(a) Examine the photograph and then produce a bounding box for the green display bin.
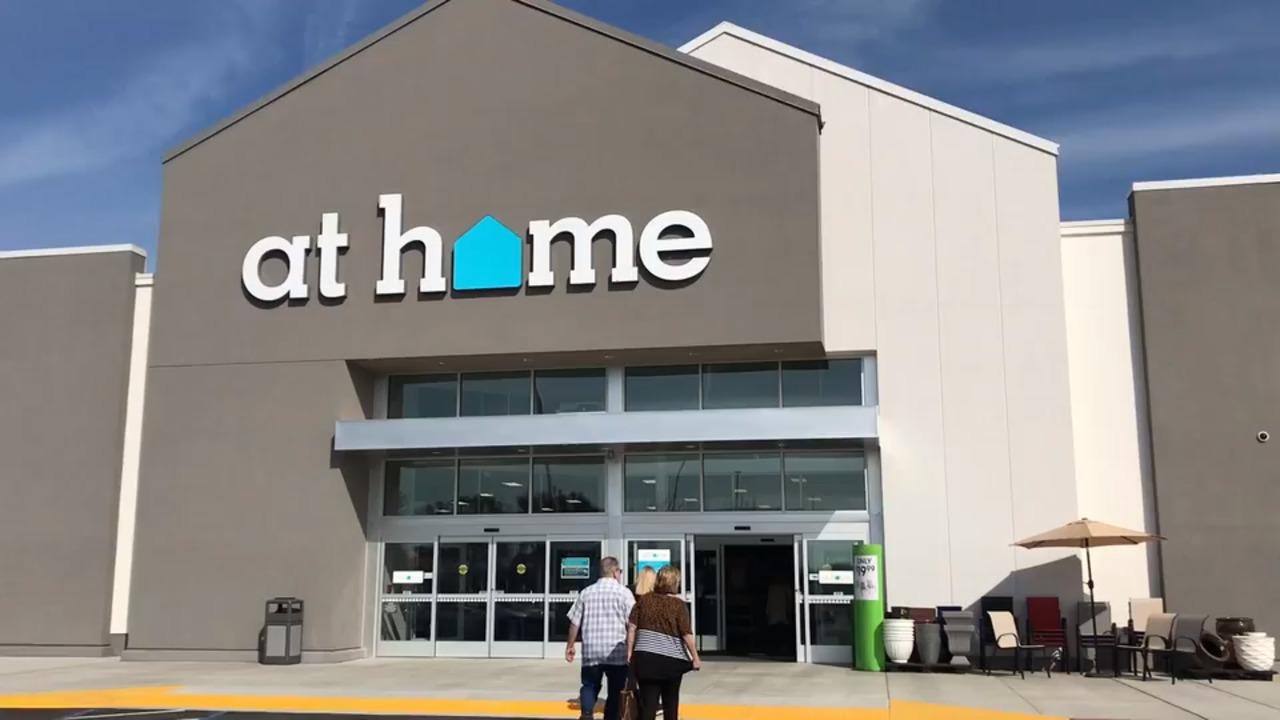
[852,543,885,671]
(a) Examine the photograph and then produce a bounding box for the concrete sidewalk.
[0,657,1276,719]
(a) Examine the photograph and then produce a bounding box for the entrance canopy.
[335,406,877,452]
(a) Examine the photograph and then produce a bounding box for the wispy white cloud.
[0,2,281,189]
[793,0,938,45]
[1048,95,1280,166]
[666,0,939,59]
[936,20,1277,87]
[303,0,363,68]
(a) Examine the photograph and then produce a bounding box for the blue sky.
[2,0,1278,258]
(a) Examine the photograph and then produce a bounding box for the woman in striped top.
[626,565,701,720]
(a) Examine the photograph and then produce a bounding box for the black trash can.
[258,597,303,665]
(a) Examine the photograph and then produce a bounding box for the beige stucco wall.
[688,30,1082,610]
[1058,220,1160,626]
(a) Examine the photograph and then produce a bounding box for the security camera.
[1257,431,1270,444]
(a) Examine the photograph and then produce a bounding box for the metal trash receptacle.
[259,597,303,665]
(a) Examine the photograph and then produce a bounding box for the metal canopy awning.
[334,406,877,453]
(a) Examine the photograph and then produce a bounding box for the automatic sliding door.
[548,541,605,658]
[436,539,491,657]
[802,538,857,665]
[491,539,547,658]
[692,540,720,652]
[377,541,436,657]
[625,539,686,596]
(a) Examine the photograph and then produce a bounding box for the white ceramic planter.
[883,618,915,663]
[1232,634,1276,672]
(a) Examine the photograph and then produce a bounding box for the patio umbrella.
[1012,518,1165,650]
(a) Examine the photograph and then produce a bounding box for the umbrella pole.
[1086,539,1101,674]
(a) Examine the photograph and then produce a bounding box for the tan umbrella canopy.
[1014,518,1165,549]
[1013,518,1165,653]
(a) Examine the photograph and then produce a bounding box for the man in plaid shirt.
[565,556,635,720]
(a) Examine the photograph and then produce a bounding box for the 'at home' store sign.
[241,193,713,302]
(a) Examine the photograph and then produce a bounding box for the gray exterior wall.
[1131,181,1280,634]
[0,249,144,655]
[127,0,822,659]
[149,0,823,369]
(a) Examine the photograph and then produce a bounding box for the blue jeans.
[579,663,629,720]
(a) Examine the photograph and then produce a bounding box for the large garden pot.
[1197,632,1230,669]
[883,618,915,664]
[916,622,942,665]
[940,610,977,667]
[1233,633,1276,672]
[1216,617,1256,666]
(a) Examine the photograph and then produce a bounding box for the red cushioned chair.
[1026,596,1069,673]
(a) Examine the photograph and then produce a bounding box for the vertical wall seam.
[926,116,955,603]
[988,138,1021,597]
[865,93,885,546]
[864,87,880,349]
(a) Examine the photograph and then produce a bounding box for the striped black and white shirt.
[629,593,693,661]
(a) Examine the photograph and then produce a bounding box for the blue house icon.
[452,215,523,291]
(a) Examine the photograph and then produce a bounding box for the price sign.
[853,555,879,601]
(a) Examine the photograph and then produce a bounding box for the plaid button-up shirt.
[567,577,635,666]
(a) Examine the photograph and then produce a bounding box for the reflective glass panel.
[380,600,431,642]
[783,453,867,511]
[384,460,455,516]
[494,602,545,642]
[781,359,863,407]
[626,539,683,590]
[806,540,856,596]
[533,369,607,414]
[702,452,783,511]
[496,541,546,594]
[438,541,490,594]
[623,453,701,512]
[533,456,606,513]
[624,365,700,411]
[457,458,530,514]
[550,542,601,594]
[436,602,486,642]
[460,371,532,416]
[383,542,435,594]
[701,362,780,409]
[808,604,853,648]
[388,374,458,418]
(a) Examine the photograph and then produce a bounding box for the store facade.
[17,0,1264,663]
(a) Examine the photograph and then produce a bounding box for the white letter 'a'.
[376,193,446,295]
[242,235,310,302]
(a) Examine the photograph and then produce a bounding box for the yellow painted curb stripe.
[0,685,1062,720]
[889,699,1065,720]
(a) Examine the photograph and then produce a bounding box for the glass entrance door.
[625,538,687,597]
[491,539,547,658]
[378,541,436,657]
[801,538,859,664]
[548,540,605,658]
[436,538,491,657]
[692,542,720,652]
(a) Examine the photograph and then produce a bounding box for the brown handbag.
[619,673,640,720]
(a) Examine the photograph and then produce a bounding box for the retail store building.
[1,0,1274,662]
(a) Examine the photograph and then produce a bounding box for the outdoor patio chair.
[985,610,1052,679]
[1148,614,1224,684]
[1120,597,1165,673]
[1026,596,1069,672]
[1075,600,1118,674]
[1130,612,1180,681]
[978,595,1014,670]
